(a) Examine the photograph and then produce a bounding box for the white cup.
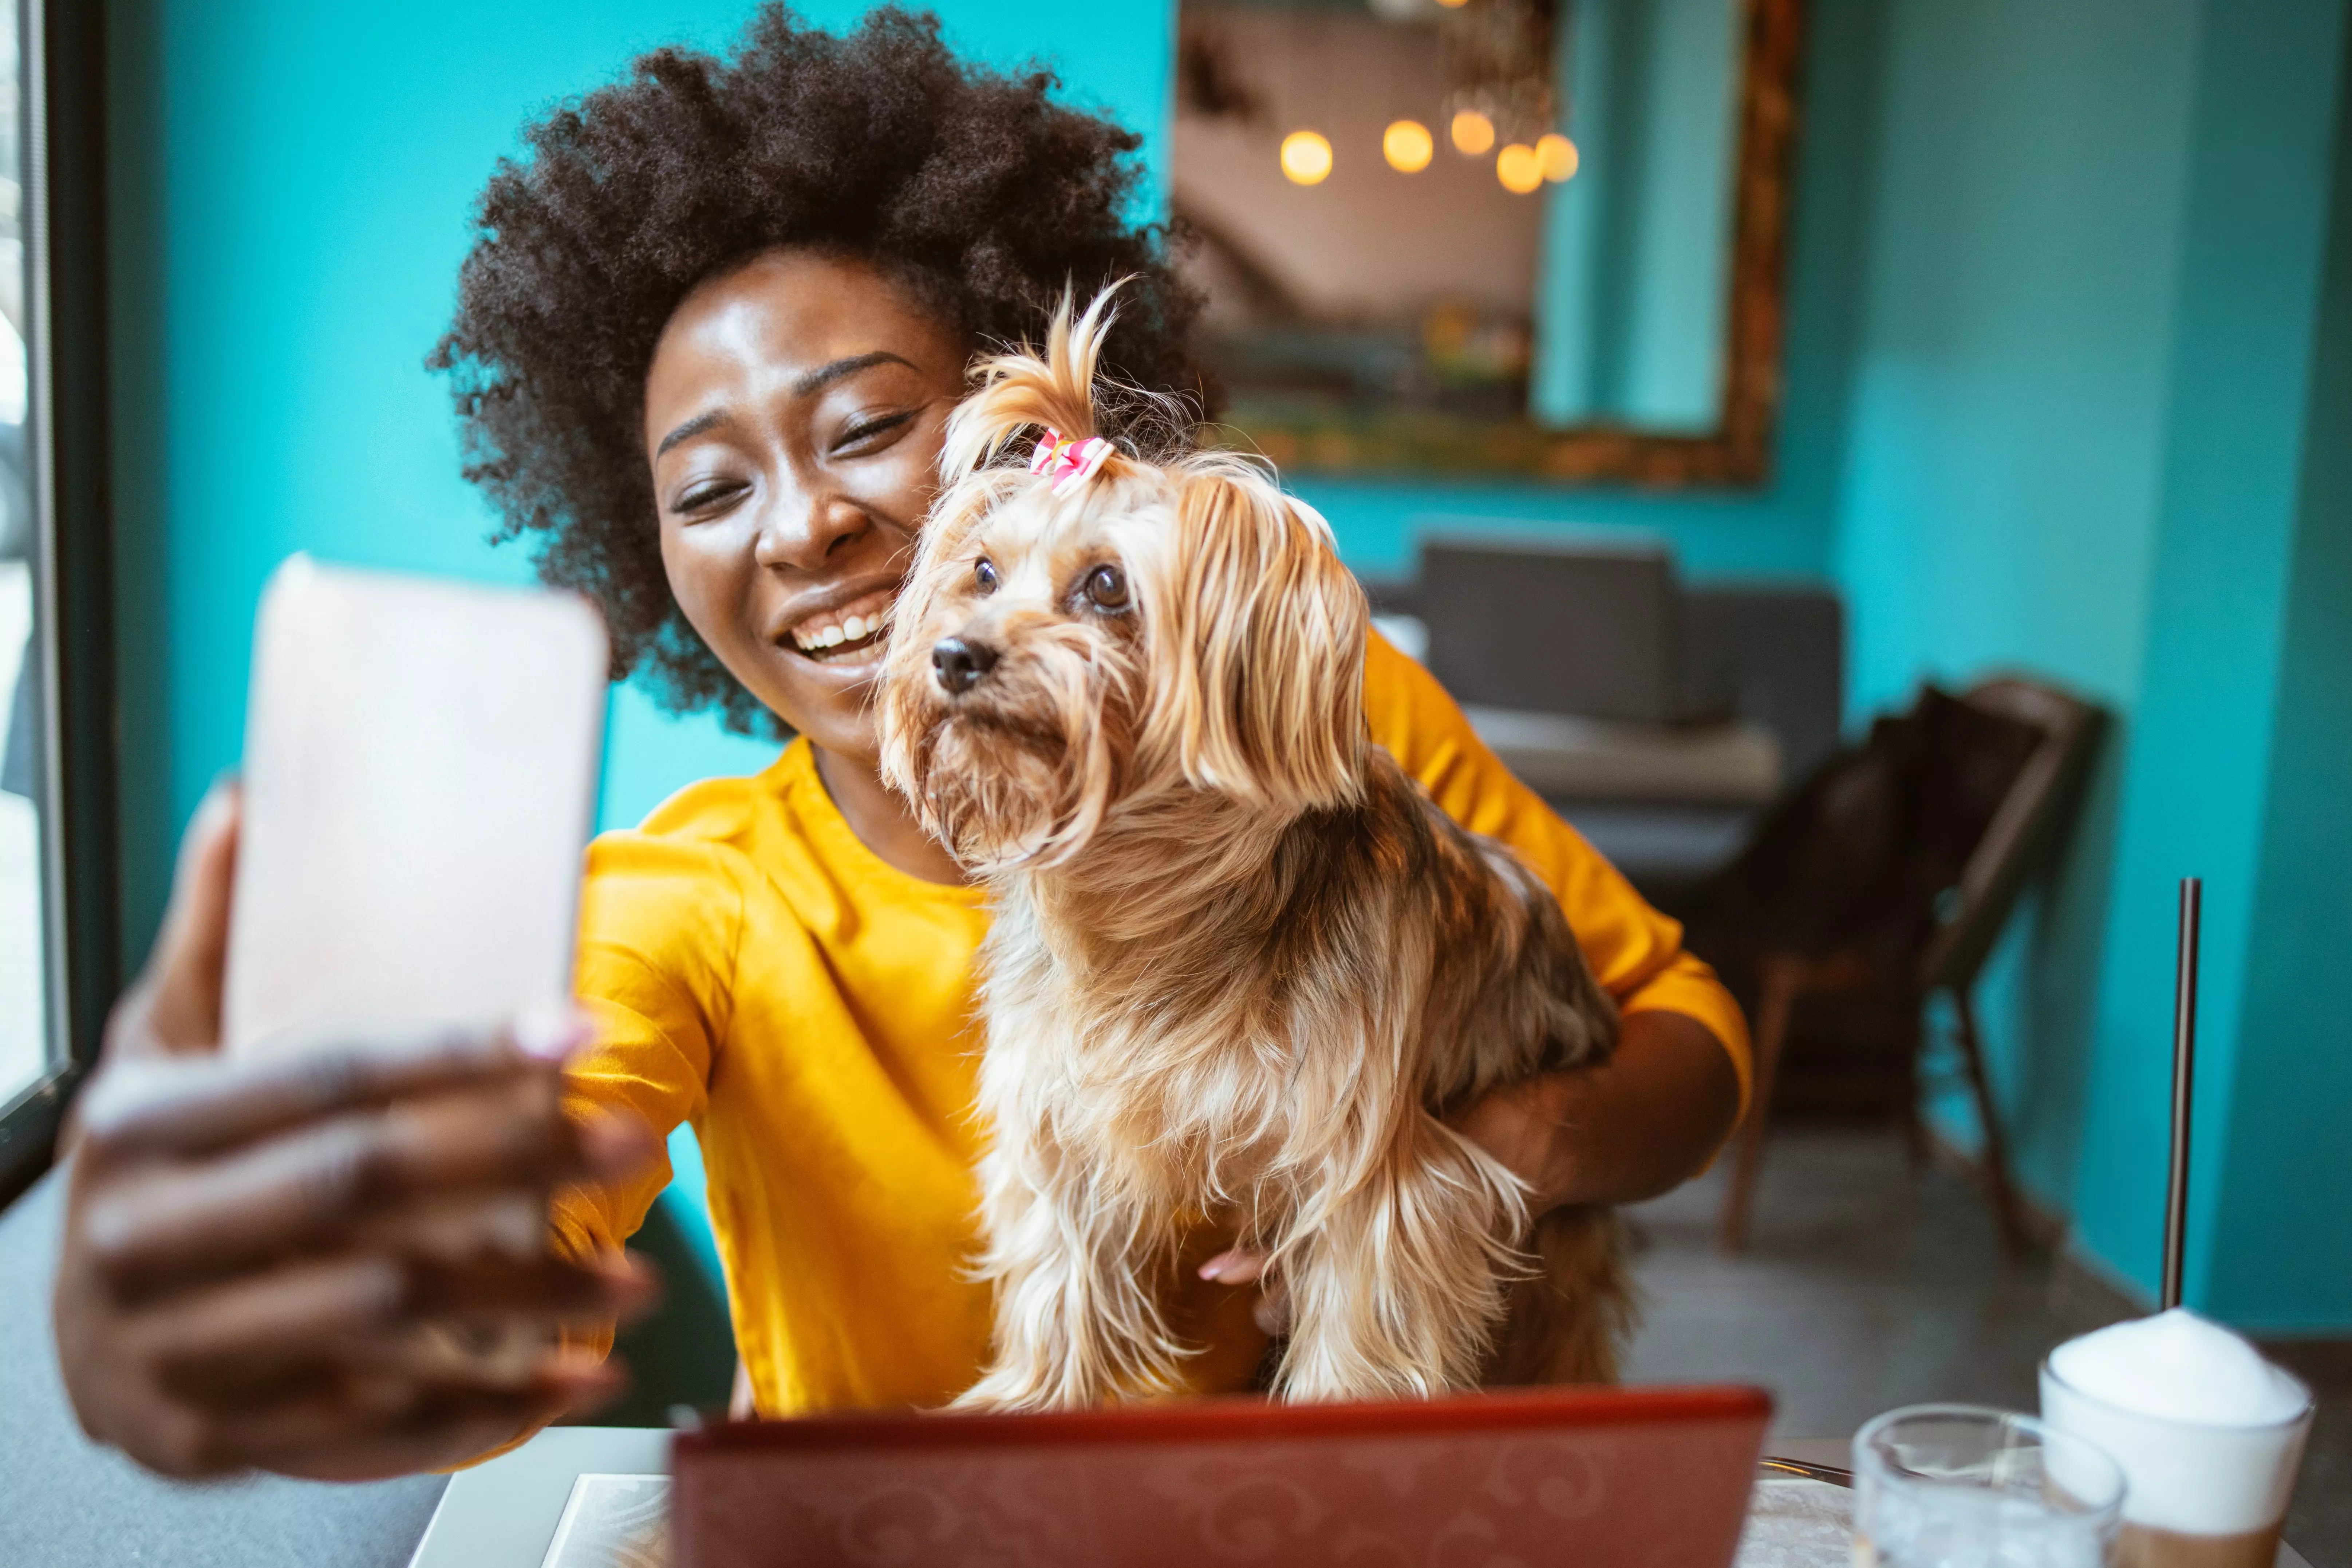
[2040,1358,2311,1568]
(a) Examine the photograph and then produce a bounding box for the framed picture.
[1175,0,1804,485]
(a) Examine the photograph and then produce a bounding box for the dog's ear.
[1151,467,1367,814]
[940,284,1128,485]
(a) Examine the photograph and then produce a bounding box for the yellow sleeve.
[550,828,745,1271]
[451,829,745,1466]
[1362,629,1753,1114]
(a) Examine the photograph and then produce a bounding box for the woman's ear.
[1157,470,1367,814]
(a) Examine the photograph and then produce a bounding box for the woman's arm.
[54,787,661,1480]
[1363,628,1753,1206]
[1448,1008,1740,1208]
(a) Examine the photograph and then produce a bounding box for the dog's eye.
[1084,564,1129,611]
[974,559,999,594]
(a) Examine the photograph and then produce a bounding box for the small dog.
[878,291,1631,1409]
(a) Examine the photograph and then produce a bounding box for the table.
[0,1171,2319,1568]
[0,1171,446,1568]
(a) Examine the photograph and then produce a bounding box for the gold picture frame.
[1204,0,1806,489]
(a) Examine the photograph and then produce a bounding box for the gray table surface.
[0,1167,2318,1568]
[1,1169,447,1568]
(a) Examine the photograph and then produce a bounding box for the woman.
[56,7,1745,1478]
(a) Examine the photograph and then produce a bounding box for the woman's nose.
[931,636,998,695]
[754,489,869,570]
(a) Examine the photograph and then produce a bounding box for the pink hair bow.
[1029,427,1114,494]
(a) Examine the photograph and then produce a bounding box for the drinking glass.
[1855,1406,2126,1568]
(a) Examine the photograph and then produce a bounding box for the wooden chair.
[1716,678,2106,1255]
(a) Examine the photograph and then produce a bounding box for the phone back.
[223,556,609,1054]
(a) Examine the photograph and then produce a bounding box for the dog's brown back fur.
[878,288,1633,1408]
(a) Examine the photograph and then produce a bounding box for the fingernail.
[513,1006,590,1062]
[582,1111,658,1175]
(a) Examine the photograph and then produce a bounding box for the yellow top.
[554,632,1750,1416]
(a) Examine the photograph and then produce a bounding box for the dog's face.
[878,455,1369,872]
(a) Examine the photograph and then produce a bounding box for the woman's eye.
[1084,564,1129,611]
[974,559,999,593]
[675,481,742,513]
[836,410,915,453]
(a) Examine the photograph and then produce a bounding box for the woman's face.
[643,248,969,766]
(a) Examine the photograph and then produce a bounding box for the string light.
[1495,142,1543,193]
[1382,119,1434,173]
[1537,132,1579,182]
[1449,109,1495,156]
[1433,0,1469,7]
[1279,130,1333,185]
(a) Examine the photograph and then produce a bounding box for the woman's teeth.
[792,610,887,654]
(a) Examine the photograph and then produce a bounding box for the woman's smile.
[774,578,901,664]
[642,249,971,767]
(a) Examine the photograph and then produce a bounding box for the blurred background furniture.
[1689,678,2106,1255]
[1368,537,1844,908]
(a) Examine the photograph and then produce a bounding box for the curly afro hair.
[431,5,1205,735]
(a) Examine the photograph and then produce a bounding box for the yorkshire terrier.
[878,291,1631,1409]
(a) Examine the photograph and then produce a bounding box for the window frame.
[0,0,120,1209]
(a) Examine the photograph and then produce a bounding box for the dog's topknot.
[431,6,1207,736]
[944,283,1206,489]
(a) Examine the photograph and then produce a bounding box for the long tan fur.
[878,288,1631,1408]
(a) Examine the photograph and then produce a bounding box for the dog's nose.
[931,636,998,695]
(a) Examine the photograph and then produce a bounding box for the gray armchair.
[1370,538,1844,907]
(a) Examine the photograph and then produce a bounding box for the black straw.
[2164,877,2202,1311]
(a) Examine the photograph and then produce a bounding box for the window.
[1,1,116,1207]
[1,5,43,1116]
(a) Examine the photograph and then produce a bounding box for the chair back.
[1917,677,2106,995]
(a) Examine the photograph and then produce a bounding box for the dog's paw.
[949,1368,1066,1414]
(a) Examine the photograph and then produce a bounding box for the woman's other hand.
[53,786,660,1480]
[1199,1010,1740,1337]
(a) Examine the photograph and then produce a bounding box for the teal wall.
[103,0,2352,1331]
[2069,0,2352,1331]
[1827,0,2201,1229]
[1831,0,2352,1330]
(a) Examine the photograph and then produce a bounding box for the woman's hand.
[1199,1010,1740,1335]
[53,786,660,1480]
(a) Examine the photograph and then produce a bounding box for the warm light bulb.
[1434,0,1469,8]
[1495,143,1543,193]
[1279,130,1334,186]
[1449,110,1495,156]
[1537,132,1579,182]
[1382,119,1435,173]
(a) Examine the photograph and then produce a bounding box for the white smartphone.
[223,555,609,1056]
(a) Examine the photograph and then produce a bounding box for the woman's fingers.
[76,1013,589,1164]
[1198,1247,1291,1336]
[134,1249,658,1402]
[115,783,243,1059]
[1197,1247,1265,1285]
[82,1083,644,1294]
[134,1353,625,1479]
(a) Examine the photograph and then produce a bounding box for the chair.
[1380,540,1844,905]
[1714,677,2106,1255]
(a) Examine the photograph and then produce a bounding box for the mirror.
[1173,0,1800,484]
